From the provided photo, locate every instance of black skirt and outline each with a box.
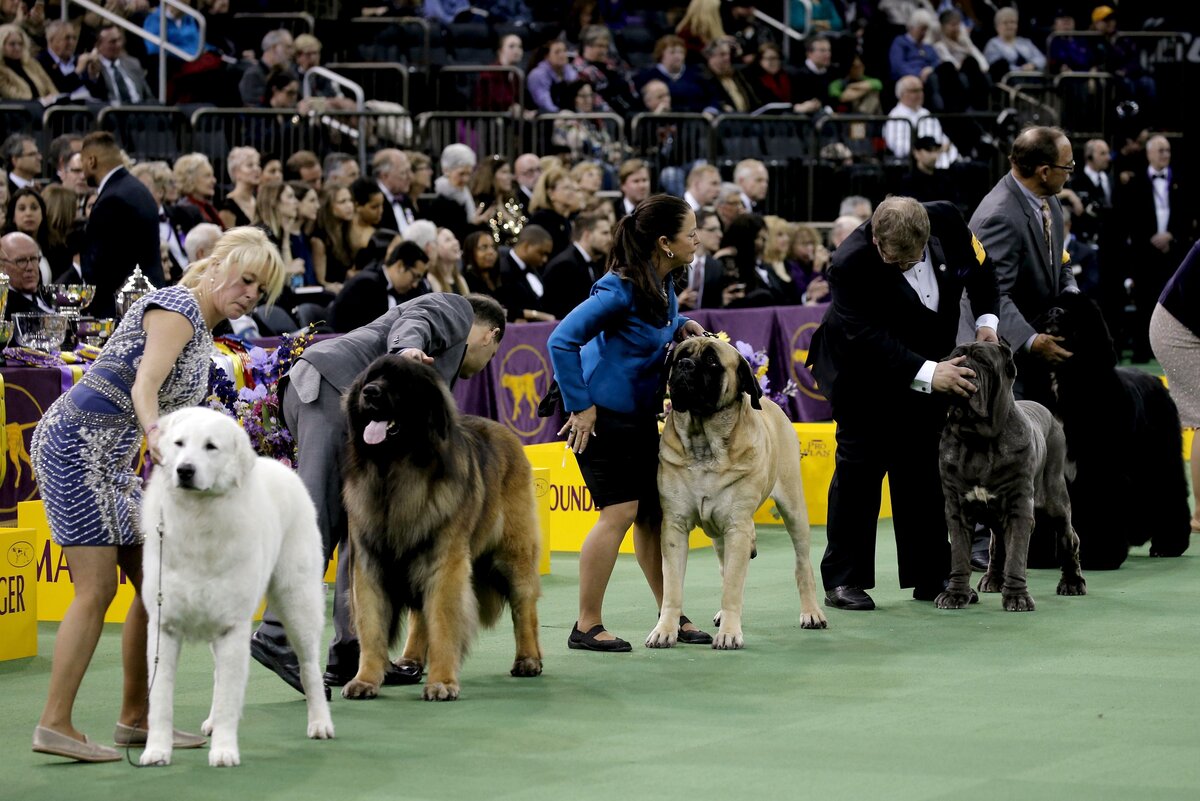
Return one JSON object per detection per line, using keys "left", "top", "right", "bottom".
{"left": 573, "top": 406, "right": 662, "bottom": 522}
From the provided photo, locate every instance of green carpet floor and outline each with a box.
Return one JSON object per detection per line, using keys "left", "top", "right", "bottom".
{"left": 3, "top": 523, "right": 1198, "bottom": 801}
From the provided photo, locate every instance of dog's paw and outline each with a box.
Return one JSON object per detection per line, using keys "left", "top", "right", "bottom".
{"left": 711, "top": 631, "right": 743, "bottom": 650}
{"left": 799, "top": 610, "right": 828, "bottom": 629}
{"left": 200, "top": 717, "right": 214, "bottom": 736}
{"left": 139, "top": 747, "right": 172, "bottom": 767}
{"left": 341, "top": 678, "right": 380, "bottom": 700}
{"left": 307, "top": 717, "right": 335, "bottom": 740}
{"left": 645, "top": 623, "right": 678, "bottom": 648}
{"left": 934, "top": 590, "right": 975, "bottom": 609}
{"left": 1057, "top": 577, "right": 1087, "bottom": 596}
{"left": 423, "top": 681, "right": 460, "bottom": 701}
{"left": 1002, "top": 592, "right": 1036, "bottom": 612}
{"left": 510, "top": 657, "right": 543, "bottom": 677}
{"left": 208, "top": 747, "right": 240, "bottom": 767}
{"left": 977, "top": 573, "right": 1003, "bottom": 593}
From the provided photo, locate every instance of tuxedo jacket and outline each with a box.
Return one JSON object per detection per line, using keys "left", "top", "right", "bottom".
{"left": 329, "top": 265, "right": 397, "bottom": 334}
{"left": 82, "top": 166, "right": 164, "bottom": 318}
{"left": 541, "top": 245, "right": 601, "bottom": 320}
{"left": 808, "top": 201, "right": 999, "bottom": 412}
{"left": 379, "top": 191, "right": 417, "bottom": 234}
{"left": 1067, "top": 169, "right": 1113, "bottom": 244}
{"left": 967, "top": 173, "right": 1074, "bottom": 348}
{"left": 1117, "top": 170, "right": 1195, "bottom": 263}
{"left": 496, "top": 251, "right": 547, "bottom": 322}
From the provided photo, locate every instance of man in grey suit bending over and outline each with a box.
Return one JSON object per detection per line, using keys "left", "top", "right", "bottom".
{"left": 251, "top": 293, "right": 506, "bottom": 693}
{"left": 962, "top": 125, "right": 1077, "bottom": 407}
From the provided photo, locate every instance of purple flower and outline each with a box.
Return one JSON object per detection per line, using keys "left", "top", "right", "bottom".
{"left": 735, "top": 340, "right": 755, "bottom": 362}
{"left": 238, "top": 383, "right": 269, "bottom": 403}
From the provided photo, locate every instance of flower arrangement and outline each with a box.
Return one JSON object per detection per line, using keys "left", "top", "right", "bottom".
{"left": 207, "top": 325, "right": 317, "bottom": 466}
{"left": 660, "top": 331, "right": 799, "bottom": 421}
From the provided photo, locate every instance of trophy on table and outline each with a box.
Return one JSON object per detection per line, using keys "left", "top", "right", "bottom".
{"left": 46, "top": 283, "right": 97, "bottom": 349}
{"left": 115, "top": 266, "right": 154, "bottom": 321}
{"left": 12, "top": 312, "right": 69, "bottom": 354}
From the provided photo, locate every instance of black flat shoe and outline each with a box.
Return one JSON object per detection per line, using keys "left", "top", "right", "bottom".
{"left": 824, "top": 585, "right": 875, "bottom": 610}
{"left": 568, "top": 623, "right": 632, "bottom": 652}
{"left": 252, "top": 632, "right": 332, "bottom": 700}
{"left": 324, "top": 662, "right": 423, "bottom": 687}
{"left": 676, "top": 615, "right": 713, "bottom": 645}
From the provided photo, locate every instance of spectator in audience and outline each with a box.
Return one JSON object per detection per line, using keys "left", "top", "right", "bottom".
{"left": 571, "top": 160, "right": 604, "bottom": 214}
{"left": 258, "top": 181, "right": 306, "bottom": 290}
{"left": 289, "top": 179, "right": 320, "bottom": 276}
{"left": 3, "top": 186, "right": 52, "bottom": 285}
{"left": 371, "top": 148, "right": 415, "bottom": 235}
{"left": 840, "top": 195, "right": 873, "bottom": 221}
{"left": 930, "top": 7, "right": 990, "bottom": 111}
{"left": 218, "top": 146, "right": 261, "bottom": 229}
{"left": 612, "top": 158, "right": 650, "bottom": 222}
{"left": 323, "top": 152, "right": 360, "bottom": 188}
{"left": 552, "top": 80, "right": 629, "bottom": 168}
{"left": 472, "top": 154, "right": 525, "bottom": 247}
{"left": 57, "top": 152, "right": 88, "bottom": 196}
{"left": 573, "top": 24, "right": 638, "bottom": 118}
{"left": 497, "top": 223, "right": 556, "bottom": 322}
{"left": 293, "top": 33, "right": 355, "bottom": 111}
{"left": 512, "top": 152, "right": 541, "bottom": 216}
{"left": 528, "top": 39, "right": 579, "bottom": 113}
{"left": 682, "top": 207, "right": 724, "bottom": 309}
{"left": 788, "top": 222, "right": 831, "bottom": 303}
{"left": 714, "top": 180, "right": 744, "bottom": 229}
{"left": 885, "top": 75, "right": 960, "bottom": 168}
{"left": 724, "top": 0, "right": 778, "bottom": 65}
{"left": 829, "top": 53, "right": 884, "bottom": 114}
{"left": 407, "top": 149, "right": 433, "bottom": 199}
{"left": 829, "top": 213, "right": 860, "bottom": 248}
{"left": 3, "top": 133, "right": 39, "bottom": 196}
{"left": 762, "top": 214, "right": 800, "bottom": 301}
{"left": 475, "top": 33, "right": 530, "bottom": 117}
{"left": 131, "top": 161, "right": 188, "bottom": 282}
{"left": 542, "top": 209, "right": 612, "bottom": 319}
{"left": 0, "top": 169, "right": 6, "bottom": 229}
{"left": 329, "top": 239, "right": 430, "bottom": 333}
{"left": 735, "top": 158, "right": 768, "bottom": 214}
{"left": 94, "top": 24, "right": 154, "bottom": 105}
{"left": 312, "top": 183, "right": 354, "bottom": 291}
{"left": 286, "top": 150, "right": 322, "bottom": 191}
{"left": 462, "top": 229, "right": 501, "bottom": 296}
{"left": 1069, "top": 137, "right": 1113, "bottom": 247}
{"left": 80, "top": 132, "right": 162, "bottom": 318}
{"left": 37, "top": 19, "right": 103, "bottom": 98}
{"left": 173, "top": 152, "right": 223, "bottom": 229}
{"left": 639, "top": 78, "right": 671, "bottom": 114}
{"left": 701, "top": 36, "right": 760, "bottom": 113}
{"left": 983, "top": 6, "right": 1045, "bottom": 81}
{"left": 1047, "top": 9, "right": 1093, "bottom": 74}
{"left": 683, "top": 163, "right": 721, "bottom": 212}
{"left": 0, "top": 22, "right": 58, "bottom": 102}
{"left": 0, "top": 231, "right": 54, "bottom": 319}
{"left": 715, "top": 213, "right": 792, "bottom": 307}
{"left": 427, "top": 227, "right": 470, "bottom": 295}
{"left": 1062, "top": 207, "right": 1100, "bottom": 298}
{"left": 745, "top": 41, "right": 799, "bottom": 108}
{"left": 348, "top": 176, "right": 385, "bottom": 273}
{"left": 888, "top": 9, "right": 944, "bottom": 109}
{"left": 261, "top": 157, "right": 284, "bottom": 186}
{"left": 47, "top": 134, "right": 82, "bottom": 185}
{"left": 1090, "top": 6, "right": 1156, "bottom": 115}
{"left": 635, "top": 34, "right": 709, "bottom": 112}
{"left": 676, "top": 0, "right": 727, "bottom": 60}
{"left": 527, "top": 165, "right": 580, "bottom": 258}
{"left": 427, "top": 143, "right": 479, "bottom": 241}
{"left": 794, "top": 35, "right": 836, "bottom": 113}
{"left": 240, "top": 28, "right": 297, "bottom": 107}
{"left": 183, "top": 221, "right": 221, "bottom": 265}
{"left": 899, "top": 134, "right": 961, "bottom": 206}
{"left": 262, "top": 64, "right": 304, "bottom": 114}
{"left": 798, "top": 0, "right": 844, "bottom": 32}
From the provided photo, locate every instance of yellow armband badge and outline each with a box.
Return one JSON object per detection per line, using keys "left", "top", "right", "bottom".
{"left": 971, "top": 233, "right": 987, "bottom": 265}
{"left": 1062, "top": 248, "right": 1071, "bottom": 265}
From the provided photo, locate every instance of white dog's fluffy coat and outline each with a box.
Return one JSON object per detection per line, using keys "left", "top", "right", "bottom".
{"left": 139, "top": 407, "right": 333, "bottom": 767}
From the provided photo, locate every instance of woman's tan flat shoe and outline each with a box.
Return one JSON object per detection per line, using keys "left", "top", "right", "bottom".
{"left": 113, "top": 722, "right": 207, "bottom": 749}
{"left": 32, "top": 726, "right": 121, "bottom": 763}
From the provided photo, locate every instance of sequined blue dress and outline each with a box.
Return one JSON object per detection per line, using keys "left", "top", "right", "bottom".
{"left": 31, "top": 286, "right": 213, "bottom": 546}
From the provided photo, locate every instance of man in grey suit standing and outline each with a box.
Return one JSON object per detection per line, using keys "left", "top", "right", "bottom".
{"left": 963, "top": 125, "right": 1077, "bottom": 406}
{"left": 251, "top": 292, "right": 506, "bottom": 694}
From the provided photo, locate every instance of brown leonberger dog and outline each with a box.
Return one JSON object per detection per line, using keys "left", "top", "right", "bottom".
{"left": 340, "top": 355, "right": 543, "bottom": 701}
{"left": 649, "top": 337, "right": 827, "bottom": 650}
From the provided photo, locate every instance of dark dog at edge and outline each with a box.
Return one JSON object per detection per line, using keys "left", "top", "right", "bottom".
{"left": 938, "top": 342, "right": 1087, "bottom": 611}
{"left": 340, "top": 355, "right": 543, "bottom": 701}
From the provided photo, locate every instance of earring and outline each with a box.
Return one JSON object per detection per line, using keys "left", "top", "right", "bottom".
{"left": 666, "top": 249, "right": 675, "bottom": 258}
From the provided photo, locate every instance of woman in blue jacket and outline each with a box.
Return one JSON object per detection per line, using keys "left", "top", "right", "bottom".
{"left": 548, "top": 194, "right": 708, "bottom": 652}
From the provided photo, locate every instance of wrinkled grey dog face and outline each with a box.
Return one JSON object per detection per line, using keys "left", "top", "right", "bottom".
{"left": 947, "top": 341, "right": 1016, "bottom": 420}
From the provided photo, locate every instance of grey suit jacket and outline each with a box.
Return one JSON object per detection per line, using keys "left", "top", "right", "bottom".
{"left": 962, "top": 172, "right": 1076, "bottom": 347}
{"left": 292, "top": 292, "right": 475, "bottom": 399}
{"left": 99, "top": 55, "right": 155, "bottom": 103}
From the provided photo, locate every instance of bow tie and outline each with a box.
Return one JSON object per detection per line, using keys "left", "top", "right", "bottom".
{"left": 159, "top": 212, "right": 169, "bottom": 223}
{"left": 1152, "top": 173, "right": 1167, "bottom": 180}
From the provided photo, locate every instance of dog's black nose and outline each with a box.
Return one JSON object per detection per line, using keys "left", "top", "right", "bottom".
{"left": 176, "top": 464, "right": 195, "bottom": 485}
{"left": 362, "top": 383, "right": 382, "bottom": 400}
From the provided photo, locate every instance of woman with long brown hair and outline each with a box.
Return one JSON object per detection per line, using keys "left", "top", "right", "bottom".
{"left": 546, "top": 194, "right": 709, "bottom": 652}
{"left": 311, "top": 183, "right": 354, "bottom": 291}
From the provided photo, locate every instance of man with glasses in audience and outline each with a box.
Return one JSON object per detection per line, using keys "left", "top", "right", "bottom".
{"left": 0, "top": 232, "right": 56, "bottom": 320}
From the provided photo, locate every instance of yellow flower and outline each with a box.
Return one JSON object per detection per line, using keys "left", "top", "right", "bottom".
{"left": 756, "top": 364, "right": 768, "bottom": 379}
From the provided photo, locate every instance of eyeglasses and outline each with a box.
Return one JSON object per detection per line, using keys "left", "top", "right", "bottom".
{"left": 0, "top": 255, "right": 40, "bottom": 268}
{"left": 1046, "top": 161, "right": 1076, "bottom": 173}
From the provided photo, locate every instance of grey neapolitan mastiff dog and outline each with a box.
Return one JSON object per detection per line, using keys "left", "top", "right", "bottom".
{"left": 937, "top": 342, "right": 1087, "bottom": 611}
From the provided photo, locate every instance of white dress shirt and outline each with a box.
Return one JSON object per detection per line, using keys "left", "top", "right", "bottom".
{"left": 1148, "top": 166, "right": 1170, "bottom": 234}
{"left": 510, "top": 250, "right": 543, "bottom": 297}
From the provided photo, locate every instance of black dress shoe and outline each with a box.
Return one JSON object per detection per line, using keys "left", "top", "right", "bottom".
{"left": 824, "top": 586, "right": 875, "bottom": 610}
{"left": 251, "top": 632, "right": 331, "bottom": 700}
{"left": 970, "top": 554, "right": 990, "bottom": 572}
{"left": 323, "top": 662, "right": 423, "bottom": 687}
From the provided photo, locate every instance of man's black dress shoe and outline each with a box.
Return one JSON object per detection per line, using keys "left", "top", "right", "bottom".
{"left": 824, "top": 586, "right": 875, "bottom": 610}
{"left": 250, "top": 631, "right": 331, "bottom": 700}
{"left": 323, "top": 663, "right": 423, "bottom": 687}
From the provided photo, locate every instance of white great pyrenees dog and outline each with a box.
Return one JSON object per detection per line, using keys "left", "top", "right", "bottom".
{"left": 140, "top": 407, "right": 334, "bottom": 767}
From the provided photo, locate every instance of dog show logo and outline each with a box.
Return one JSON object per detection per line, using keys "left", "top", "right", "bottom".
{"left": 499, "top": 344, "right": 550, "bottom": 439}
{"left": 788, "top": 322, "right": 827, "bottom": 401}
{"left": 7, "top": 540, "right": 33, "bottom": 569}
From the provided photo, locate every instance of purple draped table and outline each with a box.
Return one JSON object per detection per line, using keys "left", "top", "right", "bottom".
{"left": 451, "top": 304, "right": 833, "bottom": 446}
{"left": 1, "top": 366, "right": 82, "bottom": 525}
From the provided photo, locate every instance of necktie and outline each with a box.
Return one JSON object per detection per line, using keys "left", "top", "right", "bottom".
{"left": 111, "top": 61, "right": 134, "bottom": 104}
{"left": 1040, "top": 198, "right": 1054, "bottom": 265}
{"left": 1099, "top": 172, "right": 1110, "bottom": 203}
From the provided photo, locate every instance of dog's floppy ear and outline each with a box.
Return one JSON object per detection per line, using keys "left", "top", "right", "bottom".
{"left": 966, "top": 358, "right": 990, "bottom": 417}
{"left": 426, "top": 382, "right": 452, "bottom": 440}
{"left": 736, "top": 354, "right": 763, "bottom": 410}
{"left": 233, "top": 421, "right": 257, "bottom": 479}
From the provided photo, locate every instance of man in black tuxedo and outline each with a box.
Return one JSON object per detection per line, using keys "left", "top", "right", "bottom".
{"left": 329, "top": 241, "right": 429, "bottom": 333}
{"left": 372, "top": 148, "right": 416, "bottom": 235}
{"left": 541, "top": 211, "right": 612, "bottom": 320}
{"left": 806, "top": 197, "right": 1000, "bottom": 610}
{"left": 1117, "top": 135, "right": 1197, "bottom": 361}
{"left": 1068, "top": 138, "right": 1114, "bottom": 246}
{"left": 0, "top": 233, "right": 56, "bottom": 322}
{"left": 512, "top": 153, "right": 541, "bottom": 219}
{"left": 496, "top": 225, "right": 555, "bottom": 322}
{"left": 80, "top": 132, "right": 163, "bottom": 318}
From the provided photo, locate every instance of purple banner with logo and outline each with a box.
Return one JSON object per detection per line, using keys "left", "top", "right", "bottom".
{"left": 1, "top": 367, "right": 70, "bottom": 524}
{"left": 770, "top": 305, "right": 831, "bottom": 423}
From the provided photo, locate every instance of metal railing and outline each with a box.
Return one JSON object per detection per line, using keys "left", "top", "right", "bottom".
{"left": 302, "top": 67, "right": 367, "bottom": 169}
{"left": 327, "top": 62, "right": 411, "bottom": 110}
{"left": 531, "top": 112, "right": 626, "bottom": 165}
{"left": 436, "top": 65, "right": 525, "bottom": 113}
{"left": 756, "top": 5, "right": 808, "bottom": 62}
{"left": 61, "top": 0, "right": 206, "bottom": 104}
{"left": 417, "top": 111, "right": 521, "bottom": 162}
